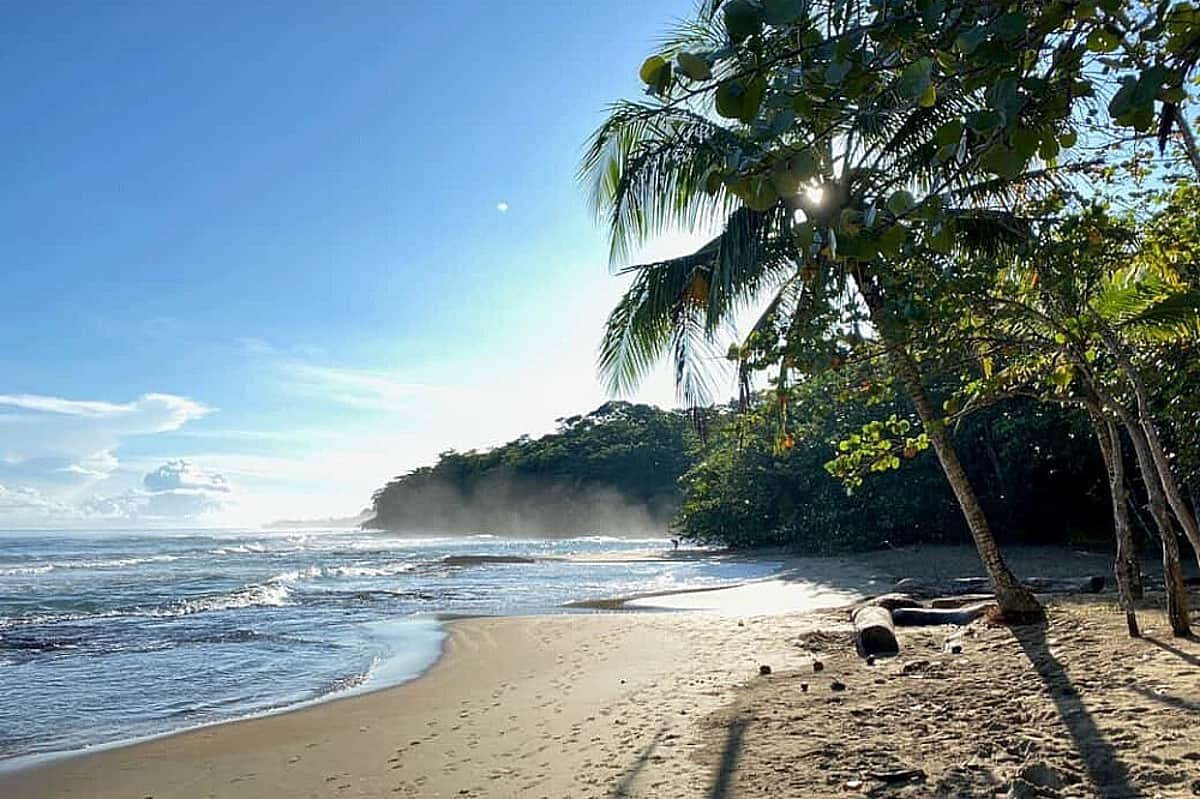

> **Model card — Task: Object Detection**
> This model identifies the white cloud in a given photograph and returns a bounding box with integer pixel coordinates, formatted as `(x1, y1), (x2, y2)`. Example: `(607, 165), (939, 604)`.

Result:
(143, 459), (231, 494)
(0, 483), (76, 521)
(79, 461), (235, 523)
(0, 392), (212, 481)
(496, 201), (509, 213)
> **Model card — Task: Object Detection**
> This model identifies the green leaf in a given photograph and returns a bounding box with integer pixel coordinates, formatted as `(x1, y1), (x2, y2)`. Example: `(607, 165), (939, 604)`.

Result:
(935, 119), (963, 146)
(1108, 76), (1138, 117)
(715, 81), (745, 120)
(1086, 28), (1121, 52)
(878, 224), (907, 258)
(676, 52), (712, 81)
(793, 221), (815, 250)
(739, 76), (767, 123)
(1060, 129), (1078, 148)
(724, 0), (764, 43)
(897, 57), (933, 101)
(954, 27), (989, 54)
(885, 189), (916, 216)
(826, 59), (852, 82)
(993, 12), (1028, 41)
(928, 221), (955, 254)
(730, 176), (778, 211)
(919, 84), (937, 108)
(1010, 126), (1040, 161)
(762, 0), (806, 25)
(981, 144), (1024, 178)
(966, 109), (1001, 132)
(704, 169), (725, 196)
(770, 158), (802, 196)
(639, 55), (669, 85)
(985, 76), (1023, 122)
(1038, 130), (1060, 161)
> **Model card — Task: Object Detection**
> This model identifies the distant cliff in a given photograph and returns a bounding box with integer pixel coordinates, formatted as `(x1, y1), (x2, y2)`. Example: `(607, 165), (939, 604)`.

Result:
(363, 402), (700, 535)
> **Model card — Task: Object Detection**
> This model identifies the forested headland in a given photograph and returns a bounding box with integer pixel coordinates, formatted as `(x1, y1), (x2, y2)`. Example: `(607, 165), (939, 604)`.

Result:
(364, 402), (695, 535)
(365, 381), (1193, 560)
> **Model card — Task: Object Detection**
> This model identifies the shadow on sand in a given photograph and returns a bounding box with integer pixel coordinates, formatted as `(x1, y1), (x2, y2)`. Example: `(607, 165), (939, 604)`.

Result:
(707, 715), (747, 799)
(609, 726), (667, 798)
(1142, 634), (1200, 668)
(1012, 623), (1137, 797)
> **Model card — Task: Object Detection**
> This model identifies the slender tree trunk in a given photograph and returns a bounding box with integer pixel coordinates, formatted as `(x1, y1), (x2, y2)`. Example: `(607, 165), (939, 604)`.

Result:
(1125, 420), (1192, 636)
(883, 343), (1043, 618)
(1088, 406), (1140, 636)
(1099, 329), (1200, 569)
(1175, 112), (1200, 183)
(854, 267), (1041, 619)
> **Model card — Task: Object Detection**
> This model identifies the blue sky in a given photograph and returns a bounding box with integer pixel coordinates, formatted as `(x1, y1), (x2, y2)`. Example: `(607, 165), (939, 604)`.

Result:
(0, 0), (718, 526)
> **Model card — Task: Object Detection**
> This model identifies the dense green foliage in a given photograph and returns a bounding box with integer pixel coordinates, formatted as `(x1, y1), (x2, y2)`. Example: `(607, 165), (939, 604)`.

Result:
(365, 402), (697, 534)
(675, 370), (1108, 551)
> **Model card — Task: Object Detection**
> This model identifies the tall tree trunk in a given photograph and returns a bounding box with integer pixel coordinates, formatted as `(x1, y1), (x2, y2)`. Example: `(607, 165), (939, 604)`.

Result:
(883, 343), (1042, 619)
(1088, 406), (1141, 636)
(1099, 329), (1200, 568)
(1175, 112), (1200, 183)
(854, 267), (1041, 619)
(1125, 420), (1192, 637)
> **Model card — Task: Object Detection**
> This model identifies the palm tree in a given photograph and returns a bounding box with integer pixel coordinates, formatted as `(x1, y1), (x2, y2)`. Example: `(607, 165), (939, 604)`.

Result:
(580, 9), (1055, 618)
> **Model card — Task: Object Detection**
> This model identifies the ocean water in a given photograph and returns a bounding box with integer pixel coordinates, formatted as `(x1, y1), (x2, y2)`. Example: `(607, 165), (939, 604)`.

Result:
(0, 529), (780, 767)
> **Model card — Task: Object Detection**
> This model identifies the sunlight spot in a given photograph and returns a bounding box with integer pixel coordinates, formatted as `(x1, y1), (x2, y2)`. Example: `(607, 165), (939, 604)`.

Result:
(804, 184), (825, 207)
(793, 208), (808, 224)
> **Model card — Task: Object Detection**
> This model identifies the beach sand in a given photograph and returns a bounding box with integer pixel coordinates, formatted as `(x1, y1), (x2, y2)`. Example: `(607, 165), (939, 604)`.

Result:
(3, 546), (1198, 798)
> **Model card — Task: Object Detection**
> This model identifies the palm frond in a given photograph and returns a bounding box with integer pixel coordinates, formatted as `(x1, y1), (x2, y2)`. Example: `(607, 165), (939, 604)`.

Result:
(580, 102), (750, 267)
(1120, 289), (1200, 341)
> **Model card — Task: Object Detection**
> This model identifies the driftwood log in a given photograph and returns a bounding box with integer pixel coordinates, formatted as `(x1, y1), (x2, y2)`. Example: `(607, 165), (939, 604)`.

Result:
(1025, 576), (1105, 593)
(894, 575), (1105, 597)
(891, 601), (995, 627)
(852, 605), (900, 656)
(929, 593), (995, 608)
(864, 593), (924, 611)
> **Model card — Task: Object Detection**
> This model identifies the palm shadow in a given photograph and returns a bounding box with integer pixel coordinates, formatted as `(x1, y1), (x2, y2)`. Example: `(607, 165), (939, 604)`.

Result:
(1142, 635), (1200, 668)
(609, 725), (667, 798)
(1012, 623), (1137, 796)
(1131, 684), (1200, 713)
(708, 714), (747, 799)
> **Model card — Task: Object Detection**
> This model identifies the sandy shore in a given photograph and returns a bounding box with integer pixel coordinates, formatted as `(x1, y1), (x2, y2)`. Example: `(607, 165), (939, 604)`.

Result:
(3, 545), (1198, 798)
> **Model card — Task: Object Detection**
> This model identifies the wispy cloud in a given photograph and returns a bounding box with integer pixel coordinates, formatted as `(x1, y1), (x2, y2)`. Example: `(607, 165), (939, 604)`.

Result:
(284, 362), (449, 412)
(0, 394), (132, 417)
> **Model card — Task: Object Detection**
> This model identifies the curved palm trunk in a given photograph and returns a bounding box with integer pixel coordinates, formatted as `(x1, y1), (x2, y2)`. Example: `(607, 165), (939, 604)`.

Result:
(1099, 329), (1200, 568)
(1088, 406), (1141, 636)
(882, 341), (1042, 619)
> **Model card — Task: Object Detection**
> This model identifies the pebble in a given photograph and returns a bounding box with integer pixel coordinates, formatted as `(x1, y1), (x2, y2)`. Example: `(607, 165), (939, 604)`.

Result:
(831, 680), (847, 692)
(812, 659), (825, 672)
(759, 664), (772, 675)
